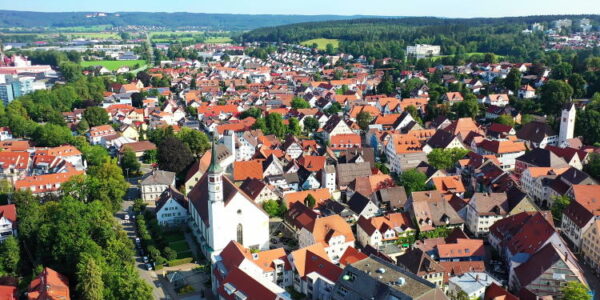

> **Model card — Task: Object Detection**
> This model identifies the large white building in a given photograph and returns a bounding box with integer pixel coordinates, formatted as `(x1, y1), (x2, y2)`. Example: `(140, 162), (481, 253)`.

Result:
(406, 44), (441, 59)
(188, 142), (270, 260)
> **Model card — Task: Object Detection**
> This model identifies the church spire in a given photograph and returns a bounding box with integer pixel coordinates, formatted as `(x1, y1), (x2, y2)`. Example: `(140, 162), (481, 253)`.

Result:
(208, 136), (222, 174)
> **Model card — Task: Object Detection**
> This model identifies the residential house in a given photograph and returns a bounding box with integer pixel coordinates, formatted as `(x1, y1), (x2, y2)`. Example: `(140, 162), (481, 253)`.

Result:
(476, 139), (526, 170)
(298, 214), (355, 263)
(448, 272), (500, 300)
(155, 186), (189, 227)
(288, 244), (342, 300)
(562, 185), (600, 252)
(28, 267), (70, 300)
(356, 212), (415, 250)
(0, 204), (16, 242)
(140, 170), (176, 202)
(396, 248), (445, 287)
(582, 220), (600, 275)
(466, 192), (509, 237)
(516, 121), (558, 148)
(411, 191), (464, 233)
(88, 124), (117, 145)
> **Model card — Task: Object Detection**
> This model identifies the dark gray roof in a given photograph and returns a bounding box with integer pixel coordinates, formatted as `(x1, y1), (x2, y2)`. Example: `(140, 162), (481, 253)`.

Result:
(516, 148), (568, 168)
(333, 255), (448, 300)
(140, 170), (176, 186)
(426, 130), (458, 149)
(347, 193), (374, 215)
(155, 186), (188, 212)
(336, 162), (372, 187)
(372, 186), (408, 210)
(516, 121), (556, 144)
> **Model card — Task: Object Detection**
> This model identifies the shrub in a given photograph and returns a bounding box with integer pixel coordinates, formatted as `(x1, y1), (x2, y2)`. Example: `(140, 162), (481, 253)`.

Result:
(168, 257), (193, 267)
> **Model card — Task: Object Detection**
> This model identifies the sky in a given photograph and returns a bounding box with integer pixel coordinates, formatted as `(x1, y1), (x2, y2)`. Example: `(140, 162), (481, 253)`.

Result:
(0, 0), (598, 18)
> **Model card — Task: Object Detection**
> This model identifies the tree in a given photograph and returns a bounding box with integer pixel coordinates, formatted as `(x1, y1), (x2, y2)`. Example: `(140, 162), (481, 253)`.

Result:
(84, 106), (109, 127)
(324, 102), (342, 115)
(494, 115), (515, 127)
(399, 169), (428, 195)
(540, 80), (573, 115)
(504, 68), (522, 93)
(568, 73), (587, 99)
(550, 62), (573, 80)
(158, 137), (194, 173)
(163, 247), (177, 261)
(303, 116), (319, 133)
(304, 194), (316, 209)
(551, 195), (571, 225)
(59, 61), (83, 82)
(176, 127), (210, 156)
(427, 148), (469, 170)
(76, 119), (89, 134)
(356, 111), (373, 131)
(584, 153), (600, 180)
(377, 74), (395, 95)
(87, 160), (129, 212)
(143, 149), (157, 164)
(288, 117), (301, 136)
(0, 236), (20, 276)
(263, 200), (284, 217)
(265, 113), (287, 138)
(239, 107), (262, 119)
(561, 281), (591, 300)
(452, 99), (479, 119)
(31, 124), (73, 147)
(326, 43), (335, 55)
(121, 148), (141, 176)
(291, 97), (310, 109)
(131, 92), (144, 108)
(76, 255), (104, 300)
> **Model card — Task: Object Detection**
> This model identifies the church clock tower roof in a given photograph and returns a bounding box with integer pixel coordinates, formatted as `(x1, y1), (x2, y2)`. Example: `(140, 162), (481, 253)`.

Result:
(208, 138), (223, 174)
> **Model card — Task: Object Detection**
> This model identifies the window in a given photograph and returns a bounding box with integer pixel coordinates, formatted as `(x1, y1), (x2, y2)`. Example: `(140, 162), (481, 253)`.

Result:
(237, 224), (244, 244)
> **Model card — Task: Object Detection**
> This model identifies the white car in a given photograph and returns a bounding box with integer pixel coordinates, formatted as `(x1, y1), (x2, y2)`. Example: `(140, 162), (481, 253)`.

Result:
(124, 214), (130, 221)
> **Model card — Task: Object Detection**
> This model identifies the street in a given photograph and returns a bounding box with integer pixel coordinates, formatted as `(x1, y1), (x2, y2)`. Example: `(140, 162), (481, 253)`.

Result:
(117, 199), (169, 299)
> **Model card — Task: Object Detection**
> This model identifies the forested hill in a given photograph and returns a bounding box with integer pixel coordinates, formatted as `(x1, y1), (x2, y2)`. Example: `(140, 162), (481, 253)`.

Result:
(0, 10), (386, 31)
(240, 15), (600, 61)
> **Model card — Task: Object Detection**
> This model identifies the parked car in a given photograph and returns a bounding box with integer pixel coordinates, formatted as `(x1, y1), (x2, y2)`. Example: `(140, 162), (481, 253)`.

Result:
(146, 263), (153, 271)
(124, 214), (130, 221)
(143, 256), (149, 263)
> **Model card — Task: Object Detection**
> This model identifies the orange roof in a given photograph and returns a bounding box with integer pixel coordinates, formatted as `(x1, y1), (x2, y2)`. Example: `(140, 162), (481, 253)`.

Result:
(0, 140), (30, 151)
(35, 145), (82, 157)
(233, 160), (263, 181)
(0, 151), (30, 169)
(444, 118), (483, 138)
(298, 156), (326, 172)
(479, 139), (526, 154)
(307, 214), (355, 246)
(374, 113), (401, 126)
(330, 134), (361, 147)
(0, 286), (16, 300)
(432, 176), (466, 194)
(524, 167), (569, 178)
(437, 238), (485, 259)
(290, 243), (330, 277)
(349, 105), (380, 119)
(283, 188), (331, 208)
(28, 267), (70, 300)
(15, 170), (85, 193)
(220, 241), (289, 272)
(339, 246), (368, 267)
(571, 185), (600, 212)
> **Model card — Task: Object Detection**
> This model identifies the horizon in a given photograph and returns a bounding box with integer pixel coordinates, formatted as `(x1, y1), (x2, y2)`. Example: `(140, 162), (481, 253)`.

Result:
(1, 0), (599, 18)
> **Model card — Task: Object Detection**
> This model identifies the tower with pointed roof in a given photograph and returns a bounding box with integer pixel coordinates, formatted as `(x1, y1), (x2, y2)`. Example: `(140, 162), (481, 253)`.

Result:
(207, 139), (226, 252)
(559, 102), (575, 147)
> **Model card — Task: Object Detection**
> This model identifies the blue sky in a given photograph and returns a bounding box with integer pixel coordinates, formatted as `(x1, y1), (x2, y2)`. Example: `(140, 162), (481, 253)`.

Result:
(0, 0), (598, 18)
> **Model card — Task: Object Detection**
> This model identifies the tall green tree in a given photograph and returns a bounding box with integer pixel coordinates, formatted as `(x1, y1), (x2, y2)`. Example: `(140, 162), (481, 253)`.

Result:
(288, 117), (302, 136)
(265, 113), (287, 138)
(59, 61), (83, 82)
(551, 195), (571, 225)
(568, 73), (587, 99)
(427, 148), (469, 170)
(83, 107), (109, 127)
(540, 80), (573, 115)
(304, 194), (316, 209)
(157, 137), (194, 173)
(504, 68), (522, 93)
(399, 169), (428, 195)
(550, 62), (573, 80)
(291, 97), (310, 109)
(76, 255), (104, 300)
(561, 281), (591, 300)
(356, 111), (373, 131)
(0, 236), (20, 276)
(303, 116), (319, 133)
(176, 127), (210, 156)
(31, 124), (72, 147)
(121, 148), (141, 176)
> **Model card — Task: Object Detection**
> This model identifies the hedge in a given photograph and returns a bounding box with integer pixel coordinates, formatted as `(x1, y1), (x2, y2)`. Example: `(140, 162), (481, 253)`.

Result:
(168, 257), (193, 267)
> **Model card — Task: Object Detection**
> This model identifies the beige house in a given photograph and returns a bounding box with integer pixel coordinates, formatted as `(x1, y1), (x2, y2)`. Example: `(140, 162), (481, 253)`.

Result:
(582, 220), (600, 274)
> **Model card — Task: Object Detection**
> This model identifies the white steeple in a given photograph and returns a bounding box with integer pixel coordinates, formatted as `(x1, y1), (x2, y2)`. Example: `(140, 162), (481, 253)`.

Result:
(207, 138), (226, 254)
(559, 103), (576, 147)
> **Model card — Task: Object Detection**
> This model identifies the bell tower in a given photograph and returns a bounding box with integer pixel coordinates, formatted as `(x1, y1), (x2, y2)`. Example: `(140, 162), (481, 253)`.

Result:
(559, 103), (576, 147)
(207, 138), (226, 255)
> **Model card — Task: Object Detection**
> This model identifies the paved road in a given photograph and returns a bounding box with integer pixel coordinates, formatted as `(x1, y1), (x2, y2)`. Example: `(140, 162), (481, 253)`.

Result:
(118, 199), (169, 299)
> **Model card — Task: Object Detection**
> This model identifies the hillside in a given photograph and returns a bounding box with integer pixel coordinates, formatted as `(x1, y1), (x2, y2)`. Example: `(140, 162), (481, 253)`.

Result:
(241, 15), (600, 61)
(0, 10), (386, 31)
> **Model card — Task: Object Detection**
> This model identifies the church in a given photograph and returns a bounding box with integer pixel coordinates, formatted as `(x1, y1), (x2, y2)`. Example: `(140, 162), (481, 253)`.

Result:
(188, 142), (270, 260)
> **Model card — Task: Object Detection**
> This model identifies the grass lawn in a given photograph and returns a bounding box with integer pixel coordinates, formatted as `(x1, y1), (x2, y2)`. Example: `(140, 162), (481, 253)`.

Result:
(80, 60), (146, 71)
(176, 250), (193, 259)
(63, 32), (120, 39)
(164, 232), (186, 243)
(301, 38), (340, 50)
(205, 37), (233, 44)
(169, 240), (190, 253)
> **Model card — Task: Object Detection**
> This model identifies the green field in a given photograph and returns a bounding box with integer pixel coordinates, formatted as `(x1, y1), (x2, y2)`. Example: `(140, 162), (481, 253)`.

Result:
(63, 32), (120, 39)
(301, 38), (340, 50)
(80, 60), (146, 71)
(205, 37), (233, 43)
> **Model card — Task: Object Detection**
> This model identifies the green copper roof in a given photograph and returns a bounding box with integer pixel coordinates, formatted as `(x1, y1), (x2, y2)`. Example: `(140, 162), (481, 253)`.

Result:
(207, 137), (222, 173)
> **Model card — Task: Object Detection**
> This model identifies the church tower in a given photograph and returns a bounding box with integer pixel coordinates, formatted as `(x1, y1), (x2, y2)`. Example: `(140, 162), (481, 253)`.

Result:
(207, 139), (226, 255)
(559, 103), (576, 147)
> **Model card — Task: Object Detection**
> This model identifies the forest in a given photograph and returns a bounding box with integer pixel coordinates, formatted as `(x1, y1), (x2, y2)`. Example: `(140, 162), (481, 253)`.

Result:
(240, 15), (600, 62)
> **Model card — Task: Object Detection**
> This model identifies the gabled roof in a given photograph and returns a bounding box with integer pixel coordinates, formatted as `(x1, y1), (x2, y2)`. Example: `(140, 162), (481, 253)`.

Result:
(155, 186), (188, 213)
(28, 267), (70, 300)
(339, 246), (368, 267)
(516, 147), (568, 168)
(516, 121), (556, 143)
(306, 215), (355, 246)
(397, 248), (445, 276)
(140, 170), (176, 186)
(217, 266), (284, 300)
(233, 160), (264, 181)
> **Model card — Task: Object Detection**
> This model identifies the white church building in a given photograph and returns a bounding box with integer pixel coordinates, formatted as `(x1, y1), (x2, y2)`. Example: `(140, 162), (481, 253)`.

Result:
(188, 142), (270, 261)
